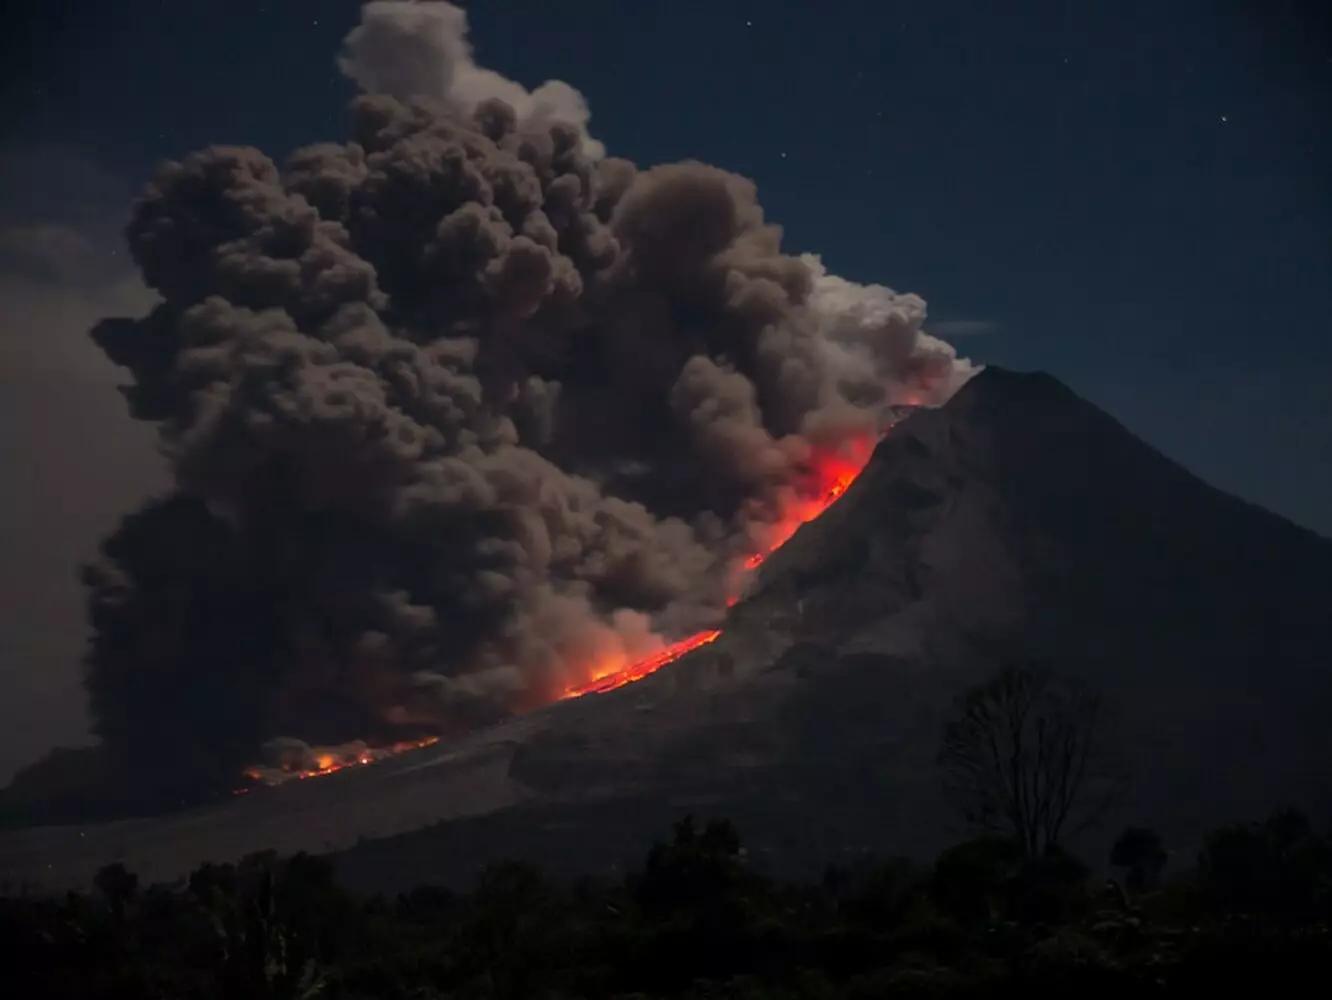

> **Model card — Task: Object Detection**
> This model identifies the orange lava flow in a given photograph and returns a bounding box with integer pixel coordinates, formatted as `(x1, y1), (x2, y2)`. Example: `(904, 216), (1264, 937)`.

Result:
(236, 432), (880, 792)
(560, 629), (724, 700)
(235, 736), (441, 790)
(561, 433), (877, 700)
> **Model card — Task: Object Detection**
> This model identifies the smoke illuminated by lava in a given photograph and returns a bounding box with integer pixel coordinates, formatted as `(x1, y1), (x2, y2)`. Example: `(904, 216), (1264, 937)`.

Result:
(241, 432), (876, 786)
(238, 736), (442, 788)
(239, 431), (878, 787)
(562, 629), (724, 700)
(80, 1), (976, 795)
(561, 432), (879, 698)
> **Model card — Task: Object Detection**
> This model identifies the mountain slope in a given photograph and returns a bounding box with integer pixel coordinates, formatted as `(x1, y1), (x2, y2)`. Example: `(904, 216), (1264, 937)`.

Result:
(3, 367), (1329, 892)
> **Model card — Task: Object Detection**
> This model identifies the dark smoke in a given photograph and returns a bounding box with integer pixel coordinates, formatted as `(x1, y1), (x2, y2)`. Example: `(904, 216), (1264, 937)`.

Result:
(82, 1), (974, 788)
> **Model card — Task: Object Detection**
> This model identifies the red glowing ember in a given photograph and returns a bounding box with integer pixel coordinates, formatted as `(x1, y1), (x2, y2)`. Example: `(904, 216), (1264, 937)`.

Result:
(561, 432), (877, 699)
(561, 629), (723, 699)
(237, 736), (441, 790)
(239, 430), (880, 791)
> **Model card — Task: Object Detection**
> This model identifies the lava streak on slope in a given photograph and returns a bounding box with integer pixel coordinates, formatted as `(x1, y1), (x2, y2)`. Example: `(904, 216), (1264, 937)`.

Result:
(239, 433), (878, 790)
(560, 629), (724, 699)
(561, 432), (878, 698)
(742, 434), (875, 570)
(236, 737), (442, 790)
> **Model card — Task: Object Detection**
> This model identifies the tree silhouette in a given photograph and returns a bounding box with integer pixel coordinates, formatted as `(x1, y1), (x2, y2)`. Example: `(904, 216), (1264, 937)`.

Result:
(93, 863), (139, 918)
(460, 860), (560, 1000)
(7, 808), (1332, 996)
(1199, 807), (1332, 917)
(1110, 827), (1167, 890)
(192, 853), (330, 1000)
(938, 663), (1125, 857)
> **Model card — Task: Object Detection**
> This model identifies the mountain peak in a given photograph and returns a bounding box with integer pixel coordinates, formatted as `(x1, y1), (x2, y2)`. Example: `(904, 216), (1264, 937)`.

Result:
(3, 368), (1330, 892)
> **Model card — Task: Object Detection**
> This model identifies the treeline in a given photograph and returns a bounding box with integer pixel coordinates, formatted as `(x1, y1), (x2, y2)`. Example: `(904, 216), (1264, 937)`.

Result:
(3, 808), (1331, 999)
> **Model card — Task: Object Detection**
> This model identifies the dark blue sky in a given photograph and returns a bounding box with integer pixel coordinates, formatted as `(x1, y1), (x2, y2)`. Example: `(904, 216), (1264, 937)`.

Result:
(11, 0), (1328, 531)
(0, 0), (1326, 514)
(0, 0), (1327, 778)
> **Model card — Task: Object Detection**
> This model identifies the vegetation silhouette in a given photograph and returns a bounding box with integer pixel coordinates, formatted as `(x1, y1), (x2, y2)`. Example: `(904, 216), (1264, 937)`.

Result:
(4, 803), (1330, 998)
(1110, 827), (1168, 890)
(938, 663), (1127, 858)
(4, 668), (1327, 996)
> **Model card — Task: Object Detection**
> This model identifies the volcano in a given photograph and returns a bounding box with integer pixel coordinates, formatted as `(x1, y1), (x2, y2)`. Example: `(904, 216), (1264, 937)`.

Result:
(3, 366), (1330, 891)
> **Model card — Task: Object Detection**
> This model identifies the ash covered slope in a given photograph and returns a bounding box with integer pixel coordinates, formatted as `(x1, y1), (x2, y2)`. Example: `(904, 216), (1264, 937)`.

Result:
(4, 367), (1331, 891)
(744, 365), (1332, 831)
(752, 363), (1332, 662)
(337, 366), (1332, 887)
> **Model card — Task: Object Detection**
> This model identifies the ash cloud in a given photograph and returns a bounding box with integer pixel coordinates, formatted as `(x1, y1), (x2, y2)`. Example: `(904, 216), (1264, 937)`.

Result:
(82, 1), (976, 787)
(339, 0), (605, 158)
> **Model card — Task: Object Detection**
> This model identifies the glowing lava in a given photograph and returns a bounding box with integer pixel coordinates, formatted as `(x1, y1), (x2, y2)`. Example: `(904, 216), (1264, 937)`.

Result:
(561, 432), (877, 699)
(237, 736), (441, 790)
(238, 431), (879, 791)
(742, 435), (874, 569)
(561, 629), (724, 699)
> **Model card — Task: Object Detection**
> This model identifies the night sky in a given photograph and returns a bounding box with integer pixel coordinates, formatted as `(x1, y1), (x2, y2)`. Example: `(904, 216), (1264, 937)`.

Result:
(0, 0), (1328, 779)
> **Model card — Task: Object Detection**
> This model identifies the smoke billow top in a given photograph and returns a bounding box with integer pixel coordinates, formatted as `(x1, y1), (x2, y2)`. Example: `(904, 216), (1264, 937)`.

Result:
(82, 1), (975, 788)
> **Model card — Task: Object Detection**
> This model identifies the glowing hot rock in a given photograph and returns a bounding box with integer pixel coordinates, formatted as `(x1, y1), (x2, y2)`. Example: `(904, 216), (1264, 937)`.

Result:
(236, 736), (442, 790)
(561, 629), (724, 700)
(238, 433), (878, 792)
(562, 433), (877, 699)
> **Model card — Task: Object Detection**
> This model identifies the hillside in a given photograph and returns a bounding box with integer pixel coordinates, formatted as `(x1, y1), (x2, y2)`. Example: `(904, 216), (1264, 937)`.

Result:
(3, 367), (1329, 892)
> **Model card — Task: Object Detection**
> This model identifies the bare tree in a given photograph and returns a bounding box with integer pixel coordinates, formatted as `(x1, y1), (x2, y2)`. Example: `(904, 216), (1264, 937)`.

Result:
(938, 663), (1126, 857)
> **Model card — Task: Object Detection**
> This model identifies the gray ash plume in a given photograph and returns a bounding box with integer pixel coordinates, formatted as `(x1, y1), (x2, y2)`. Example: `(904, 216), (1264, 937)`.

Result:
(82, 1), (974, 789)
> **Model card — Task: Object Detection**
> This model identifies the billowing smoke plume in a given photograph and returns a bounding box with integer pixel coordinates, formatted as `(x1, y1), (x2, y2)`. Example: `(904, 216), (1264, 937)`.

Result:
(82, 1), (975, 789)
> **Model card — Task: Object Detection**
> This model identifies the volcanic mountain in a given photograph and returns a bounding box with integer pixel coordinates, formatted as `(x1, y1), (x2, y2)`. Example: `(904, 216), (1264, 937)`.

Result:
(3, 366), (1330, 891)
